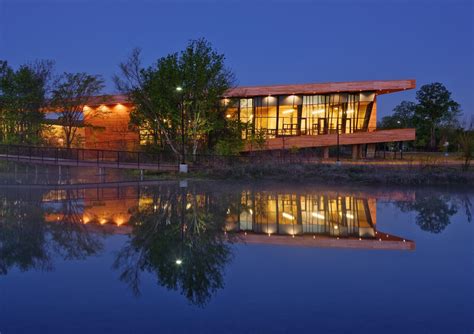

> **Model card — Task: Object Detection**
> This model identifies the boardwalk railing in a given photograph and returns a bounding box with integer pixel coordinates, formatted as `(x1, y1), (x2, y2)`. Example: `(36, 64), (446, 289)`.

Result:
(0, 144), (179, 170)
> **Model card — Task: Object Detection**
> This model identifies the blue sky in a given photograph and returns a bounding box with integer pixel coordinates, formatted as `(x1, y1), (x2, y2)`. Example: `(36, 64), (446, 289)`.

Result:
(1, 0), (473, 120)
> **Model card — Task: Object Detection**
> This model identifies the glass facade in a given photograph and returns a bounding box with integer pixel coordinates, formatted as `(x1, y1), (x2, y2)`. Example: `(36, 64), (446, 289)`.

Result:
(225, 92), (375, 138)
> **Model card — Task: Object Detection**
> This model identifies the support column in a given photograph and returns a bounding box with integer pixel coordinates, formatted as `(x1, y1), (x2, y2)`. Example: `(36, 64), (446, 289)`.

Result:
(352, 145), (361, 160)
(323, 147), (329, 159)
(366, 144), (376, 159)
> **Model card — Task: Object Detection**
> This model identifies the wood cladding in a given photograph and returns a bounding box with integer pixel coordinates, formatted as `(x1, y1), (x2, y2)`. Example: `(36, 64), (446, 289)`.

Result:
(244, 128), (416, 152)
(86, 79), (416, 105)
(224, 80), (416, 98)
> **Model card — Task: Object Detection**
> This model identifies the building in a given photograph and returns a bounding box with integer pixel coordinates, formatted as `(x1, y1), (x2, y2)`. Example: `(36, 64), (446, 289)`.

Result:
(47, 79), (416, 157)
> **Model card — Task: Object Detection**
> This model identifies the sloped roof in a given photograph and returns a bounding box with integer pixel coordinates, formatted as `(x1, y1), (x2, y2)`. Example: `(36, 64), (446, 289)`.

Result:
(86, 79), (416, 106)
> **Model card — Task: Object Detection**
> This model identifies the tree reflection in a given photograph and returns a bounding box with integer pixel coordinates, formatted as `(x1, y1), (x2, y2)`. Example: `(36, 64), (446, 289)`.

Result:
(396, 192), (472, 233)
(0, 188), (103, 274)
(114, 185), (235, 307)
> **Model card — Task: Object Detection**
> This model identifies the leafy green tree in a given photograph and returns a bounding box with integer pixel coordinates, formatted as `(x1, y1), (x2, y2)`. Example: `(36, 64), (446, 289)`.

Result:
(383, 83), (461, 150)
(214, 120), (245, 155)
(0, 60), (53, 144)
(414, 83), (461, 150)
(51, 72), (104, 148)
(115, 38), (235, 159)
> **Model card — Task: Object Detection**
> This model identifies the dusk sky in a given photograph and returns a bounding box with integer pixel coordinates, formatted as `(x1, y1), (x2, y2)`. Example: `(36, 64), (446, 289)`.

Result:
(1, 0), (473, 120)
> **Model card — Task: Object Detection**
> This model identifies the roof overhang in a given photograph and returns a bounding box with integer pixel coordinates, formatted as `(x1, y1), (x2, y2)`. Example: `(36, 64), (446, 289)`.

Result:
(223, 79), (416, 98)
(83, 79), (416, 106)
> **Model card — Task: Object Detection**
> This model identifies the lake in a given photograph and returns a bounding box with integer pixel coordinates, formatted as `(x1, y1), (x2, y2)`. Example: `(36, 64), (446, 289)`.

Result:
(0, 164), (472, 333)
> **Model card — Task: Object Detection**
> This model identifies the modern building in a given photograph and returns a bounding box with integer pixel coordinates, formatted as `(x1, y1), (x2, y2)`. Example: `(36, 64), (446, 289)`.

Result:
(46, 79), (416, 157)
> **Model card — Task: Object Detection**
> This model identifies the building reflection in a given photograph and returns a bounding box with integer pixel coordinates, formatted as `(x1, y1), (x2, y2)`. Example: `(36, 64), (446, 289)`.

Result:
(39, 184), (414, 250)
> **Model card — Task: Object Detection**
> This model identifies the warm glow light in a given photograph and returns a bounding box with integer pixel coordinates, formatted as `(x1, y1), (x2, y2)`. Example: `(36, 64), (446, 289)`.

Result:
(311, 109), (325, 115)
(282, 109), (294, 115)
(334, 225), (339, 229)
(346, 213), (354, 219)
(346, 109), (354, 114)
(176, 86), (183, 92)
(312, 212), (325, 219)
(100, 219), (107, 225)
(249, 209), (253, 215)
(226, 114), (231, 118)
(175, 259), (183, 265)
(186, 203), (192, 210)
(116, 218), (125, 226)
(98, 105), (109, 112)
(282, 212), (295, 220)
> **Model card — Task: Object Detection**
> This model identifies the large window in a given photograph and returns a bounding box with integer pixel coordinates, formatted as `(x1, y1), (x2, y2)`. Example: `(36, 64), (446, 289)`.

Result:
(221, 91), (375, 139)
(278, 95), (302, 136)
(302, 92), (375, 134)
(239, 98), (253, 139)
(255, 96), (278, 138)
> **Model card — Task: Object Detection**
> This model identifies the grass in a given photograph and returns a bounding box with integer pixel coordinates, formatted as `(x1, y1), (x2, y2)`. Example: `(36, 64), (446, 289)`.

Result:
(182, 161), (474, 186)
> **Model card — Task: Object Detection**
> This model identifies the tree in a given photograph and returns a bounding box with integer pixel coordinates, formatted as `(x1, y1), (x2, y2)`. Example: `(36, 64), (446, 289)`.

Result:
(115, 38), (235, 159)
(0, 60), (53, 144)
(378, 101), (416, 129)
(51, 73), (104, 148)
(414, 83), (461, 150)
(458, 118), (474, 170)
(179, 38), (235, 158)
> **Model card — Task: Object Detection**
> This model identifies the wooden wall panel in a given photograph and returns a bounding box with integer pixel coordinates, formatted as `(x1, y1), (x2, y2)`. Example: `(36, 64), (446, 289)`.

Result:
(244, 128), (416, 152)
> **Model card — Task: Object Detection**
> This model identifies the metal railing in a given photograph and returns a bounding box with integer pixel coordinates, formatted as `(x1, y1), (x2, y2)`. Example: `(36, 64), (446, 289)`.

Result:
(0, 144), (180, 169)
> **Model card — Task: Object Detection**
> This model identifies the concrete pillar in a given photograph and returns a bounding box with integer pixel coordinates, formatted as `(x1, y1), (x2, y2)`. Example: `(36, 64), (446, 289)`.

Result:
(323, 147), (329, 159)
(352, 145), (360, 160)
(366, 144), (376, 159)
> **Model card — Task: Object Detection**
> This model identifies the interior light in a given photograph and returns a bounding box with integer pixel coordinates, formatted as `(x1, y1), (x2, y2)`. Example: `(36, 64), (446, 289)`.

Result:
(226, 114), (231, 118)
(334, 225), (339, 229)
(312, 212), (325, 219)
(282, 212), (295, 220)
(249, 209), (253, 215)
(346, 213), (354, 219)
(282, 109), (294, 115)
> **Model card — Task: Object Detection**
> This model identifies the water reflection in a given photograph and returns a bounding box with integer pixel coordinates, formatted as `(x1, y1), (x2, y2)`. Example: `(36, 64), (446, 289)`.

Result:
(395, 192), (472, 233)
(0, 188), (103, 275)
(113, 185), (234, 306)
(0, 182), (471, 306)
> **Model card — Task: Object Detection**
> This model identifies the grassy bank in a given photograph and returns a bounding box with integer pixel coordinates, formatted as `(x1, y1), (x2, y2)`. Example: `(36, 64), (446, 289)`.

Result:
(183, 162), (474, 186)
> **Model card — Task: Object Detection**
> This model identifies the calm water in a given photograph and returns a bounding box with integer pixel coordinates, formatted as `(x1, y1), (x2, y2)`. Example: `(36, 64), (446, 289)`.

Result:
(0, 165), (473, 333)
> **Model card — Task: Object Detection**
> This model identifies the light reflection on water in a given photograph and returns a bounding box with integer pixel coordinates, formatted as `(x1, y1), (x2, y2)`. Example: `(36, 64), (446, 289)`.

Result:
(0, 165), (472, 333)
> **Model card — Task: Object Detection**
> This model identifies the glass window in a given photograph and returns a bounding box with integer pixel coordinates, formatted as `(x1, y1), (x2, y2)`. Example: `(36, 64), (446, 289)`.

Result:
(278, 95), (302, 136)
(255, 96), (277, 138)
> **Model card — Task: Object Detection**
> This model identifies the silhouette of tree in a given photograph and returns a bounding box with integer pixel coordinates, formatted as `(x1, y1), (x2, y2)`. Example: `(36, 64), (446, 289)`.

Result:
(396, 192), (471, 233)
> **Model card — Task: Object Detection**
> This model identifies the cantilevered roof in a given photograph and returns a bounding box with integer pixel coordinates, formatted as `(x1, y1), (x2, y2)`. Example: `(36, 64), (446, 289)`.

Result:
(85, 79), (416, 106)
(224, 79), (416, 98)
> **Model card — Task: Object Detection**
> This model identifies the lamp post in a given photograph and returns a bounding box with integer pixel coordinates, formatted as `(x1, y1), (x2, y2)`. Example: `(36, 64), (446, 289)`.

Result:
(336, 122), (341, 165)
(176, 86), (187, 173)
